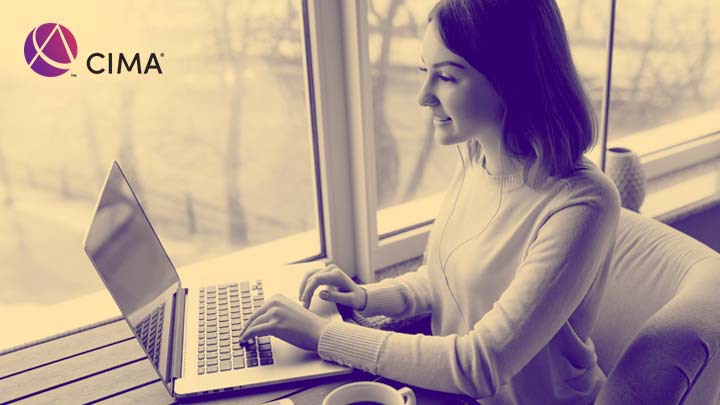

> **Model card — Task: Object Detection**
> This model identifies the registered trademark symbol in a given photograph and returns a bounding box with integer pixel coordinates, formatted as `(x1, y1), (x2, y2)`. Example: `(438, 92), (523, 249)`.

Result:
(160, 53), (164, 57)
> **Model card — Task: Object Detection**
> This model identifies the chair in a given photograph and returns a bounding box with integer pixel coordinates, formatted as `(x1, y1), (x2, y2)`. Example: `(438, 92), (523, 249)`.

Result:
(353, 208), (720, 403)
(593, 208), (720, 404)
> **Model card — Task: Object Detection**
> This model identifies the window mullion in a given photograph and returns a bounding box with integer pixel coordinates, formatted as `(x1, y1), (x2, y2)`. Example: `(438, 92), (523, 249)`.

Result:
(598, 0), (618, 172)
(305, 0), (378, 282)
(340, 0), (379, 283)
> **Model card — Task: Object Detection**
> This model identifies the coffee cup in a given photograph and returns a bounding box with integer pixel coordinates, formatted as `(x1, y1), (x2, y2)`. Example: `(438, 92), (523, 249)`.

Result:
(322, 381), (416, 405)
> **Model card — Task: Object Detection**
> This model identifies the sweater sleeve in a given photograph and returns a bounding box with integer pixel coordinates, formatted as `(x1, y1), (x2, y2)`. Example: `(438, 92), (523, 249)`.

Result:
(318, 180), (620, 398)
(358, 264), (433, 318)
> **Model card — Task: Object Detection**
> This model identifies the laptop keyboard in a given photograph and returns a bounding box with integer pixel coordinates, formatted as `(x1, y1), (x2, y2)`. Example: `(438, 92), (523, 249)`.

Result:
(135, 302), (165, 369)
(197, 281), (274, 374)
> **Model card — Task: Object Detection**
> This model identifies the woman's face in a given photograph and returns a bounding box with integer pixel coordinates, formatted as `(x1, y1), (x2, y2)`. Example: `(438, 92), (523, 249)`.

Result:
(417, 20), (505, 146)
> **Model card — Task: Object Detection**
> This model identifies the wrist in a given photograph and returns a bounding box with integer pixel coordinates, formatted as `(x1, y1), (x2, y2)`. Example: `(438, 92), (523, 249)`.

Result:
(357, 287), (368, 311)
(313, 318), (332, 352)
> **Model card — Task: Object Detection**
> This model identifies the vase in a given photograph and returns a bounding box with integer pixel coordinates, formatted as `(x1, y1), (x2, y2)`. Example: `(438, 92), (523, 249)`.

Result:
(605, 147), (646, 212)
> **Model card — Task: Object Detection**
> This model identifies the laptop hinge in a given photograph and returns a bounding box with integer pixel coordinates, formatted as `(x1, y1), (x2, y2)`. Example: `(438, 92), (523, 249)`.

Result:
(169, 287), (187, 384)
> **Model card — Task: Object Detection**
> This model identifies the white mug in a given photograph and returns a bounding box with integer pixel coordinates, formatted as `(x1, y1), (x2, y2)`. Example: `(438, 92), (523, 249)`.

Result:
(323, 381), (416, 405)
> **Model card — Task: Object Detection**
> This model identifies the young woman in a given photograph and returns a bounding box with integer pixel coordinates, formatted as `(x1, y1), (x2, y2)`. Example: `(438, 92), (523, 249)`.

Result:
(239, 0), (620, 402)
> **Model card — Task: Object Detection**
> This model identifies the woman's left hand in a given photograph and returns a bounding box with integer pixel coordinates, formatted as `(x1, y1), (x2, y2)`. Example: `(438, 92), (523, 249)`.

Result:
(238, 294), (331, 352)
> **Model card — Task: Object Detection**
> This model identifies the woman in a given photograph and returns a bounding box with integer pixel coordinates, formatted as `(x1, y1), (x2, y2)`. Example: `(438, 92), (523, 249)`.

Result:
(239, 0), (620, 402)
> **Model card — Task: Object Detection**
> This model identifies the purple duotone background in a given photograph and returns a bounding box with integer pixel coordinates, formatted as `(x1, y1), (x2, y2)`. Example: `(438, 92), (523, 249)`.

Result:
(24, 23), (78, 77)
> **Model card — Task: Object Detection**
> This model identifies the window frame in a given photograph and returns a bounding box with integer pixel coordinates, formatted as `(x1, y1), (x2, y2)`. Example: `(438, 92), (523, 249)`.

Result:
(309, 0), (442, 280)
(312, 0), (717, 280)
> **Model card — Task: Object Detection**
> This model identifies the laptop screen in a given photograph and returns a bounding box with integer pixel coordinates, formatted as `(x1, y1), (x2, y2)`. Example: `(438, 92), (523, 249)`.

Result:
(84, 161), (180, 387)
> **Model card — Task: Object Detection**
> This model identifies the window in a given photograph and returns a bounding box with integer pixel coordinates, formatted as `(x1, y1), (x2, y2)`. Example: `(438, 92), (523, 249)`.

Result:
(609, 0), (719, 140)
(607, 0), (720, 214)
(0, 0), (320, 349)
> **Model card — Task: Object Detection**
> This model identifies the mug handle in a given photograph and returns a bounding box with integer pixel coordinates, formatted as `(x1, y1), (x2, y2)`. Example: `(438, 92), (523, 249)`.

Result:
(398, 387), (416, 405)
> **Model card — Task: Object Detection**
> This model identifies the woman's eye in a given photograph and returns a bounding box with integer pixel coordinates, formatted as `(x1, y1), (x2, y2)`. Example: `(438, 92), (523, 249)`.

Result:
(417, 67), (455, 83)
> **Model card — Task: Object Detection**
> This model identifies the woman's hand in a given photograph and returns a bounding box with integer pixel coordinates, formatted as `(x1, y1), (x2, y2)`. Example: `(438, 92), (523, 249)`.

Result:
(238, 294), (330, 352)
(298, 264), (367, 310)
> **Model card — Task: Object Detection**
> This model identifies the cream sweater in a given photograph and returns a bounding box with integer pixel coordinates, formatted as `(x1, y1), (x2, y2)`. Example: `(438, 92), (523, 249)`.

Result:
(318, 154), (621, 404)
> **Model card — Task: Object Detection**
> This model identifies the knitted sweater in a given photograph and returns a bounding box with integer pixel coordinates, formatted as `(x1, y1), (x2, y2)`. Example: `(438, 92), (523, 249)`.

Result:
(317, 154), (621, 404)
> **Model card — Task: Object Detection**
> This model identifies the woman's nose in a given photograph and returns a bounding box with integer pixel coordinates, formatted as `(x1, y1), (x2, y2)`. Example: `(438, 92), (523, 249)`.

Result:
(416, 81), (438, 107)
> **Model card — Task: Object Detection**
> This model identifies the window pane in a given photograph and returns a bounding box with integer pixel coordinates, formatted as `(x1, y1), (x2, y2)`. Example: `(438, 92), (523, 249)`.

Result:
(556, 0), (612, 164)
(609, 0), (720, 139)
(0, 0), (319, 348)
(369, 0), (455, 237)
(372, 0), (610, 237)
(607, 0), (720, 213)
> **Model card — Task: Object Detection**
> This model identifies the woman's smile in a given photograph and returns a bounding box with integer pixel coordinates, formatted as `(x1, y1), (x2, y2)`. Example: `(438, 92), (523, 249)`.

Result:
(433, 116), (453, 126)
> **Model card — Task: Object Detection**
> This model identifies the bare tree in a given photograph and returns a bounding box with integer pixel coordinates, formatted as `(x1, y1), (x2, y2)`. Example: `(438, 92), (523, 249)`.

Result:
(81, 97), (107, 188)
(375, 1), (436, 200)
(403, 117), (434, 198)
(625, 0), (663, 110)
(0, 141), (12, 206)
(210, 0), (252, 245)
(117, 84), (144, 200)
(678, 0), (713, 109)
(369, 0), (404, 208)
(115, 2), (144, 201)
(262, 3), (316, 231)
(612, 0), (718, 133)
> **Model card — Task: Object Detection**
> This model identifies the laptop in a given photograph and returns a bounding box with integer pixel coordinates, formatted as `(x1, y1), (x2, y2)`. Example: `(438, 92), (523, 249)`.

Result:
(82, 161), (352, 399)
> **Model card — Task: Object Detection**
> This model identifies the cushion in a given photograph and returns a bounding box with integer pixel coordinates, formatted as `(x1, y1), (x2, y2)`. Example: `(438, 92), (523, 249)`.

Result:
(593, 209), (720, 404)
(593, 209), (718, 372)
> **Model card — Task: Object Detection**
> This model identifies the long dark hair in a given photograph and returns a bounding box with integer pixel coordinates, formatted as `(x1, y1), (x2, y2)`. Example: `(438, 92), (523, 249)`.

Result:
(429, 0), (596, 185)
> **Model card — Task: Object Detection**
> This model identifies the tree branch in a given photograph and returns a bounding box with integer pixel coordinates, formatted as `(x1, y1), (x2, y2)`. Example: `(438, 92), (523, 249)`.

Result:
(368, 0), (384, 26)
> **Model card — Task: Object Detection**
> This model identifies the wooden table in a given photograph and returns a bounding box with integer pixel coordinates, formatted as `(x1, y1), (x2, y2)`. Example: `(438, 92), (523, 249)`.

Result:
(0, 317), (476, 404)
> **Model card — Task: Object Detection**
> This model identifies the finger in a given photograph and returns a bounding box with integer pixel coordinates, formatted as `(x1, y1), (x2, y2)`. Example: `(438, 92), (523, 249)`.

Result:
(299, 266), (330, 300)
(298, 266), (331, 300)
(325, 265), (353, 289)
(241, 311), (273, 336)
(242, 294), (289, 334)
(301, 268), (336, 308)
(302, 270), (351, 309)
(239, 319), (277, 342)
(240, 300), (273, 334)
(318, 289), (356, 307)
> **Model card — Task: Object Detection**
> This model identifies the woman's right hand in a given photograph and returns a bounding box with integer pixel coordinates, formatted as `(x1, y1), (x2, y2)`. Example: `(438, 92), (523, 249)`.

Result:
(298, 264), (368, 311)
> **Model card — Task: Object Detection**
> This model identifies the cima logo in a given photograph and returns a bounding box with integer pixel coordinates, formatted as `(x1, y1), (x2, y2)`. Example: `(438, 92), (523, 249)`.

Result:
(24, 22), (163, 77)
(24, 23), (78, 77)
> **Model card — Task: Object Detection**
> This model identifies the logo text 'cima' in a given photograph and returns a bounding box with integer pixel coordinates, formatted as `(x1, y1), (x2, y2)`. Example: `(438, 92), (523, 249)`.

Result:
(87, 53), (163, 74)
